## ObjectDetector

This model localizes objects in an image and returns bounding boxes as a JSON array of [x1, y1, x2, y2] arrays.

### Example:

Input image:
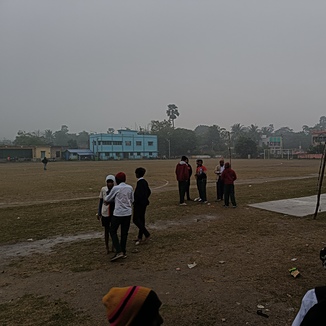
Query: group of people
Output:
[[175, 156, 237, 208], [97, 168, 151, 262]]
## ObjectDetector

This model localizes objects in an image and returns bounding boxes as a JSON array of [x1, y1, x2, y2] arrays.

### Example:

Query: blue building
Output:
[[89, 129, 158, 160]]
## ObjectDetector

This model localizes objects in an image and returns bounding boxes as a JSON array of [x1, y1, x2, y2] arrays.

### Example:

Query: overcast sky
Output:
[[1, 0, 326, 140]]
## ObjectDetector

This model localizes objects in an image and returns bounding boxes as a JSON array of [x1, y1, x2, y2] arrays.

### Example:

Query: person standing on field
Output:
[[42, 157, 48, 170], [105, 172, 134, 262], [98, 175, 115, 254], [133, 167, 151, 245], [195, 159, 208, 203], [185, 157, 193, 201], [214, 159, 225, 201], [220, 162, 237, 208], [175, 156, 190, 206]]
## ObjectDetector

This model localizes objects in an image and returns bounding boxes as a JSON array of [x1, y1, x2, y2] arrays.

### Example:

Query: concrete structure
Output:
[[89, 129, 158, 160], [63, 149, 94, 160], [311, 130, 326, 146], [249, 194, 326, 217], [0, 145, 66, 161]]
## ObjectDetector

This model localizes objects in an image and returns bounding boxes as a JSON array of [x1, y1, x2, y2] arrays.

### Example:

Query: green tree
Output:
[[166, 104, 179, 128], [230, 123, 246, 144], [14, 130, 46, 146], [67, 139, 78, 148], [246, 124, 261, 144], [169, 128, 197, 157], [234, 136, 258, 158], [44, 129, 55, 145], [54, 125, 70, 146], [77, 131, 89, 148]]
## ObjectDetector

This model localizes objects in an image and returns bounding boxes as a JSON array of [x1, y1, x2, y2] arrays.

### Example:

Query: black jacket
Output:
[[134, 179, 151, 206]]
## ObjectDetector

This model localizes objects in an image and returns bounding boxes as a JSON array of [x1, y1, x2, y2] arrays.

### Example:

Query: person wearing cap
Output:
[[214, 159, 225, 201], [105, 172, 134, 261], [102, 286, 163, 325], [292, 248, 326, 325], [220, 162, 237, 208], [98, 175, 116, 254], [175, 156, 190, 206]]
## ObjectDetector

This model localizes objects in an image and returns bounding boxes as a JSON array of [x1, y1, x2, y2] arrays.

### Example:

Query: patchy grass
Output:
[[0, 294, 90, 326]]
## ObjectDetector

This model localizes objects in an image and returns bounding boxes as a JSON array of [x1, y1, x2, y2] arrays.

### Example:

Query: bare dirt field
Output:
[[0, 159, 325, 325]]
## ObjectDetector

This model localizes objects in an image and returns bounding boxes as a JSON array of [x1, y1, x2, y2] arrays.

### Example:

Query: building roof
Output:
[[65, 149, 94, 156]]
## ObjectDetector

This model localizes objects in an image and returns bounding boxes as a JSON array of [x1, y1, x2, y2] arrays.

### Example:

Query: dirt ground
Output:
[[0, 159, 325, 325]]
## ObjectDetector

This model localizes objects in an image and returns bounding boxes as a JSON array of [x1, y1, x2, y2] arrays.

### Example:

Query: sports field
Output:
[[0, 158, 325, 325]]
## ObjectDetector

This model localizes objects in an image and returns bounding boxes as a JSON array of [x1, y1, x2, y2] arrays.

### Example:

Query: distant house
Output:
[[63, 149, 95, 161], [311, 130, 326, 146], [259, 135, 283, 154], [89, 129, 158, 160], [0, 145, 67, 162]]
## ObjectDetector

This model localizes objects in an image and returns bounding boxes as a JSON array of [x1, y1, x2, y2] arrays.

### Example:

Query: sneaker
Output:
[[179, 202, 187, 206], [233, 205, 237, 208], [122, 254, 127, 259], [110, 252, 123, 261], [223, 205, 229, 208], [197, 199, 203, 202], [193, 197, 200, 202], [203, 201, 208, 204], [135, 240, 141, 245]]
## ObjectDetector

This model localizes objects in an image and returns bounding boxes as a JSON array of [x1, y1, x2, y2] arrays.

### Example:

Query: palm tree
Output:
[[166, 104, 179, 128], [230, 123, 245, 143], [247, 124, 261, 144]]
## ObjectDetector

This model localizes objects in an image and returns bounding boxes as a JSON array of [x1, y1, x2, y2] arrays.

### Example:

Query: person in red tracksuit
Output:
[[175, 156, 190, 206], [220, 162, 237, 208]]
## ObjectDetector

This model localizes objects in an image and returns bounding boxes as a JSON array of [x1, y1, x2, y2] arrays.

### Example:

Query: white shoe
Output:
[[179, 202, 187, 206]]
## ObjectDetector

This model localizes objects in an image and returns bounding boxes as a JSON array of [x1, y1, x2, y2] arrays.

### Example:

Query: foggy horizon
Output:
[[1, 1, 326, 141]]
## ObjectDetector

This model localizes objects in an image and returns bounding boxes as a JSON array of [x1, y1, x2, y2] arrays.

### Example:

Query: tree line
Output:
[[2, 116, 326, 159]]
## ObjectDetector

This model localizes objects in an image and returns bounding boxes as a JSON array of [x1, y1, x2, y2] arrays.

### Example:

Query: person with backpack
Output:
[[292, 247, 326, 325]]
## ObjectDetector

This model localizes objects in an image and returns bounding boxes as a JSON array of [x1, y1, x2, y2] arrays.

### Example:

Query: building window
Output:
[[136, 141, 142, 146], [125, 141, 131, 146], [148, 141, 153, 146], [113, 141, 122, 145], [149, 152, 152, 155], [55, 151, 60, 158], [130, 152, 133, 156], [137, 152, 141, 156]]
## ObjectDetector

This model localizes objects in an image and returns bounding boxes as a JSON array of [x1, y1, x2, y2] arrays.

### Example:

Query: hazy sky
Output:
[[1, 1, 326, 140]]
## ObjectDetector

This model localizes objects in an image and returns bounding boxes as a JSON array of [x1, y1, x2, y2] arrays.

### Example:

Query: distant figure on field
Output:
[[104, 172, 134, 262], [195, 159, 207, 203], [41, 157, 48, 170], [185, 157, 193, 201], [98, 175, 115, 254], [102, 286, 163, 325], [175, 156, 190, 206], [214, 159, 225, 201], [292, 248, 326, 325], [133, 167, 151, 245], [220, 162, 237, 208]]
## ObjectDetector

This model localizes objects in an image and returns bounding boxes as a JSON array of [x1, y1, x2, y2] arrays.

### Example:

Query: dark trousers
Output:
[[185, 179, 191, 200], [133, 204, 150, 239], [217, 178, 224, 200], [178, 181, 187, 204], [196, 179, 207, 201], [224, 184, 236, 206], [110, 215, 131, 254]]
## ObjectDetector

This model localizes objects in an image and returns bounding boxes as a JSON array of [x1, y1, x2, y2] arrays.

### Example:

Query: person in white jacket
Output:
[[292, 247, 326, 325], [104, 172, 134, 262]]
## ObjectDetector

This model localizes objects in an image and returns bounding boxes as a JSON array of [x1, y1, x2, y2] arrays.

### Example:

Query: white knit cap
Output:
[[106, 175, 116, 183]]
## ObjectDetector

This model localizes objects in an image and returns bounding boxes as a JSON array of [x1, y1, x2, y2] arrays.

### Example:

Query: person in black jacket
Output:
[[133, 167, 151, 245], [185, 157, 193, 201]]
